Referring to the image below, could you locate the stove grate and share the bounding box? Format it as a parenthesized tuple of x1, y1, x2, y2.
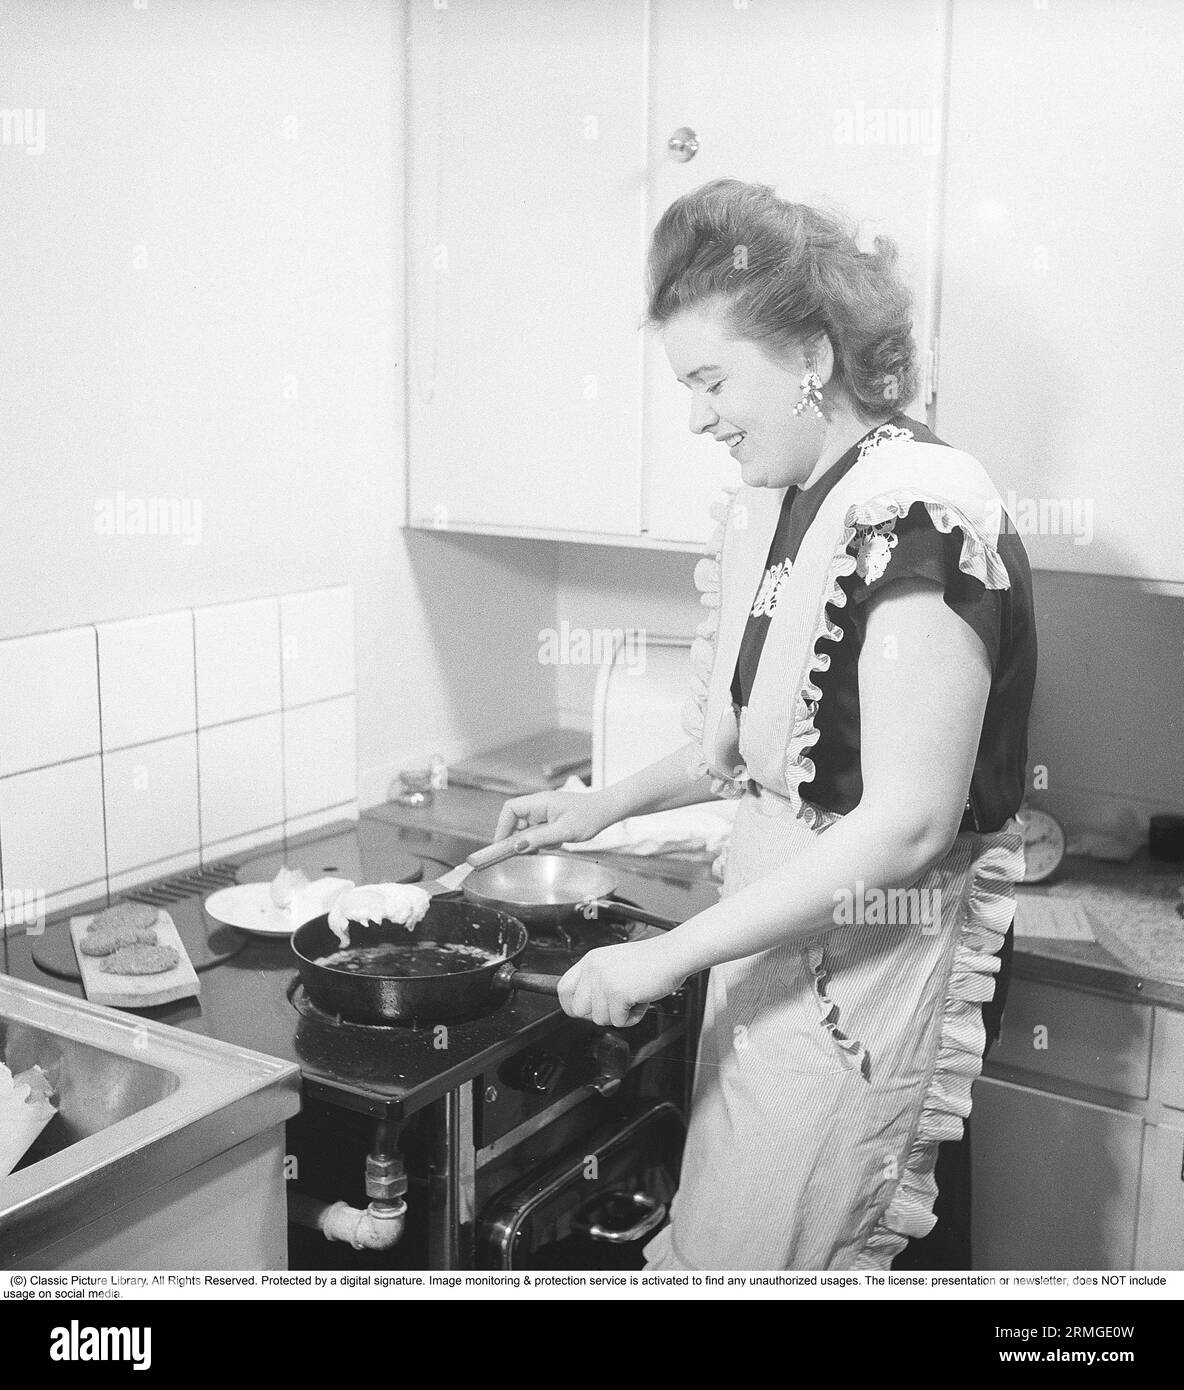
(127, 860, 241, 906)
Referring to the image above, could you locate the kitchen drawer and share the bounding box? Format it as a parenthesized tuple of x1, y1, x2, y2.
(1152, 1008, 1184, 1112)
(990, 978, 1152, 1099)
(1134, 1123, 1184, 1270)
(972, 1077, 1142, 1270)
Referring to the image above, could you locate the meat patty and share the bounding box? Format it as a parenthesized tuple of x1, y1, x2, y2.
(79, 926, 159, 956)
(100, 944, 180, 976)
(88, 901, 158, 934)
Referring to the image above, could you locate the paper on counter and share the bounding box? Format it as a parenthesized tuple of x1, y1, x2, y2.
(1011, 895, 1097, 942)
(0, 1062, 57, 1180)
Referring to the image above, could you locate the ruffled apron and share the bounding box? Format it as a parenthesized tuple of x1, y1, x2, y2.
(643, 429, 1026, 1271)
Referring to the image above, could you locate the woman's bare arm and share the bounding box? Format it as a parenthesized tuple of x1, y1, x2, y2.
(559, 578, 994, 1025)
(493, 741, 721, 848)
(598, 742, 726, 819)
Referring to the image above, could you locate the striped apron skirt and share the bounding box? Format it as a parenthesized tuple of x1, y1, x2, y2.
(643, 779, 1024, 1271)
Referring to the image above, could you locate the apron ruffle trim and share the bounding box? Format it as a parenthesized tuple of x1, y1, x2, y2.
(782, 491, 1013, 830)
(683, 485, 749, 800)
(849, 821, 1025, 1271)
(807, 942, 872, 1079)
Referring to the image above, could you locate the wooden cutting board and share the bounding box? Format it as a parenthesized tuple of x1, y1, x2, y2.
(69, 908, 201, 1009)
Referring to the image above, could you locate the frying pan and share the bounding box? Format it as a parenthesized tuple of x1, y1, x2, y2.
(443, 854, 678, 933)
(291, 898, 562, 1026)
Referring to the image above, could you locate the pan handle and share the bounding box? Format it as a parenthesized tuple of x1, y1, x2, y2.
(588, 899, 678, 933)
(493, 963, 562, 996)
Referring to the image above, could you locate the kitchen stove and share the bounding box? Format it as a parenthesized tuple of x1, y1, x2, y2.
(4, 803, 720, 1269)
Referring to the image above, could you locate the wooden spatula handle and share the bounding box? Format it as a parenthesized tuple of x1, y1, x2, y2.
(465, 835, 527, 871)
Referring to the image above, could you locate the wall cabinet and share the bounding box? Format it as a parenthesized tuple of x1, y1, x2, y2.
(974, 975, 1184, 1270)
(405, 0, 647, 538)
(406, 1, 1184, 581)
(405, 0, 946, 548)
(642, 0, 946, 543)
(937, 0, 1184, 584)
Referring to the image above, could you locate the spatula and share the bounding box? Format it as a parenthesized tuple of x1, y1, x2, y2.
(422, 834, 528, 897)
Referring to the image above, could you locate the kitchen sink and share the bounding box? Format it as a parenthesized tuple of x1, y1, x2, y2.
(0, 973, 300, 1269)
(3, 1018, 180, 1170)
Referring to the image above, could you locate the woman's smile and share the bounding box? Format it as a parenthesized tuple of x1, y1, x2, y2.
(662, 305, 822, 489)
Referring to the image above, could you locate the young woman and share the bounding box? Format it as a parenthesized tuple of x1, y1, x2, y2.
(493, 180, 1036, 1271)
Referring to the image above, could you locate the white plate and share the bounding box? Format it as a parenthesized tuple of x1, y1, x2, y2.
(203, 878, 354, 936)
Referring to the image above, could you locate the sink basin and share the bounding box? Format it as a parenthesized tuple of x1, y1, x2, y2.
(0, 974, 300, 1269)
(3, 1018, 180, 1170)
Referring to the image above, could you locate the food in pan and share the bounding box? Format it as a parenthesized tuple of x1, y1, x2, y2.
(99, 943, 181, 975)
(79, 926, 159, 956)
(315, 941, 502, 977)
(326, 883, 432, 948)
(88, 901, 158, 934)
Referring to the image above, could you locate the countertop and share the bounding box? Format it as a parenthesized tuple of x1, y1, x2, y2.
(373, 787, 1184, 1011)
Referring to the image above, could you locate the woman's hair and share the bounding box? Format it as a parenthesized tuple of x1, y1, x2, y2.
(646, 179, 918, 418)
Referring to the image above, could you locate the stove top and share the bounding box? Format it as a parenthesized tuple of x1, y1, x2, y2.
(6, 807, 721, 1122)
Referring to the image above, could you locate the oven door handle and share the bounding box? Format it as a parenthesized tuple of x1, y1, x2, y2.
(583, 1190, 667, 1245)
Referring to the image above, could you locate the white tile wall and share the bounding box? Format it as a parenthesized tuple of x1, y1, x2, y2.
(0, 757, 106, 909)
(97, 610, 196, 750)
(0, 626, 100, 776)
(194, 597, 282, 727)
(198, 713, 284, 847)
(0, 585, 357, 917)
(103, 734, 200, 877)
(284, 695, 357, 821)
(280, 586, 355, 708)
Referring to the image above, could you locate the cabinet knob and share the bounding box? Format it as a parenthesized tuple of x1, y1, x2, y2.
(667, 127, 700, 163)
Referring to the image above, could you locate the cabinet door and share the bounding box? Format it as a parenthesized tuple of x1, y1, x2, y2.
(406, 0, 646, 536)
(1135, 1124, 1184, 1270)
(938, 0, 1184, 583)
(643, 0, 948, 543)
(987, 977, 1152, 1100)
(971, 1076, 1142, 1270)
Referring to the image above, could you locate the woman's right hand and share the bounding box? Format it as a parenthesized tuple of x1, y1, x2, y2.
(493, 788, 617, 852)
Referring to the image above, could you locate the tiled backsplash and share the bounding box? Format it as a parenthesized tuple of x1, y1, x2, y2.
(0, 585, 357, 926)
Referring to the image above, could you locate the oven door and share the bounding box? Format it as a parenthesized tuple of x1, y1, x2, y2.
(478, 1101, 684, 1270)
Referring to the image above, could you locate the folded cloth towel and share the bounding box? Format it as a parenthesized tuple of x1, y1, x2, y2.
(557, 775, 736, 862)
(0, 1062, 57, 1179)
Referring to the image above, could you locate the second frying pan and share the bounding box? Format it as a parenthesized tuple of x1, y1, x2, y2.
(449, 853, 678, 933)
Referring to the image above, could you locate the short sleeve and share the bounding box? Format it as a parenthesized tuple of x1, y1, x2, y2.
(845, 501, 1003, 673)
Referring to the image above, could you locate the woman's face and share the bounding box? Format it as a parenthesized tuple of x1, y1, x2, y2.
(662, 304, 824, 489)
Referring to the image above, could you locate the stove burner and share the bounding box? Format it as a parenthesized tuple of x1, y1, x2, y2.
(287, 974, 415, 1032)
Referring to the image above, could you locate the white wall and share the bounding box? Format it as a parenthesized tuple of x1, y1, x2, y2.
(1, 0, 560, 809)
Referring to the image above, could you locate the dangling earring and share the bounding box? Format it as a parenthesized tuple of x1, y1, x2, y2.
(792, 362, 825, 419)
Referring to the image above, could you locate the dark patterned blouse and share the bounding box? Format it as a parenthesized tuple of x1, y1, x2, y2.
(730, 413, 1037, 834)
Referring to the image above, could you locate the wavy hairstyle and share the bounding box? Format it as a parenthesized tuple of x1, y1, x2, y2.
(646, 179, 918, 418)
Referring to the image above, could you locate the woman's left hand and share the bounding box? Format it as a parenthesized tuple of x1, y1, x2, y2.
(557, 939, 688, 1028)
